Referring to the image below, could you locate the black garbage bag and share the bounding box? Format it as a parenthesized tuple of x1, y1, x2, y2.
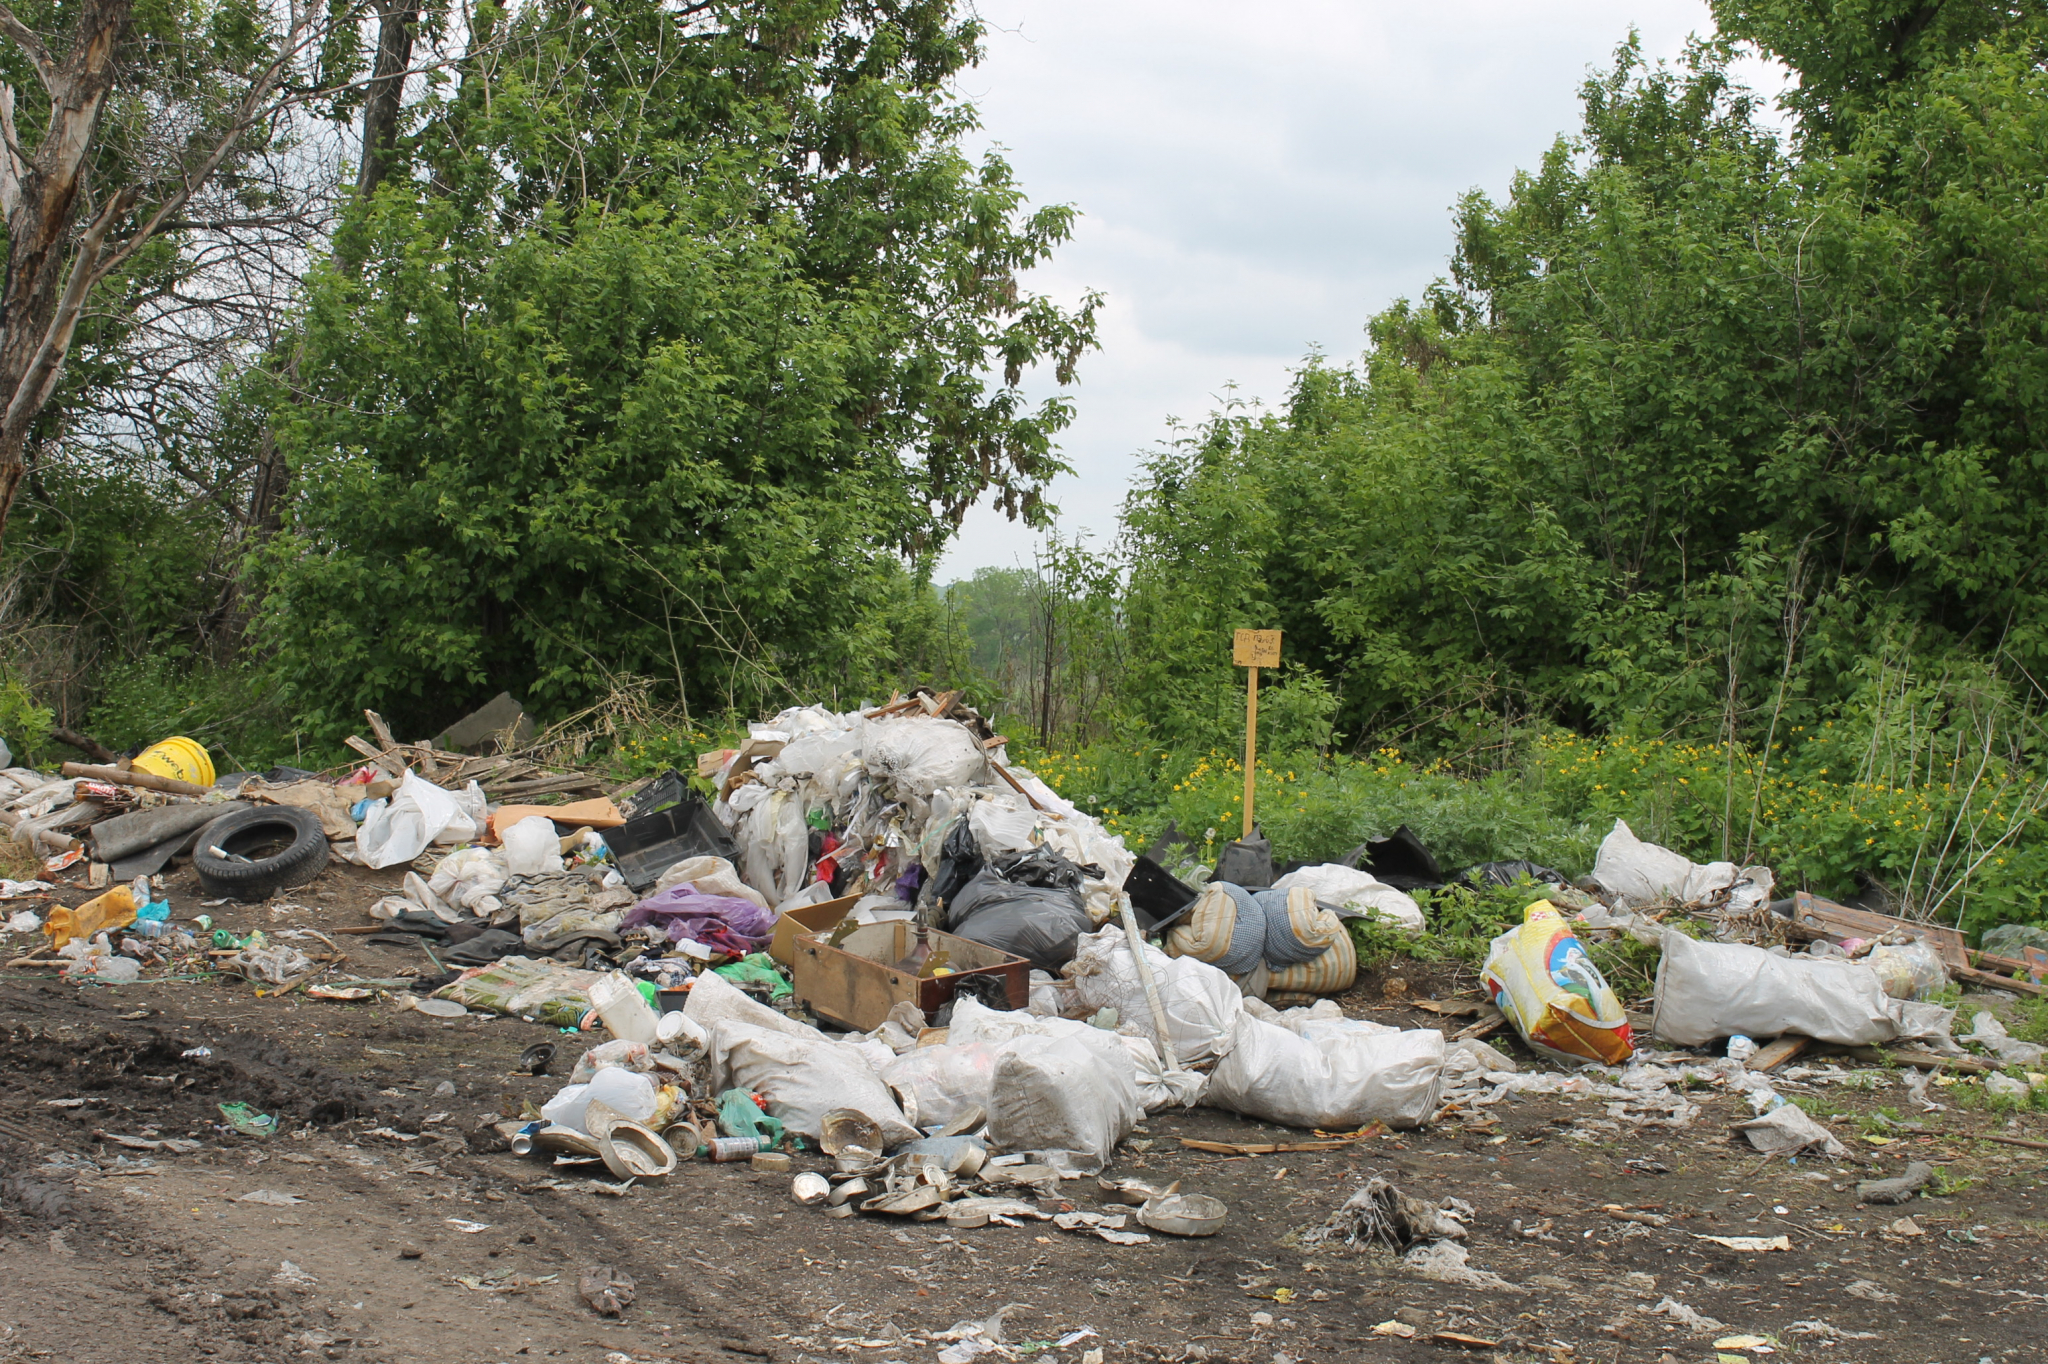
(989, 843, 1101, 889)
(1457, 860, 1569, 890)
(927, 818, 984, 913)
(1344, 825, 1444, 890)
(944, 867, 1093, 975)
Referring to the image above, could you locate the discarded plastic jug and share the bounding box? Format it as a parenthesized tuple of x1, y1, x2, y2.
(44, 887, 140, 949)
(588, 971, 660, 1045)
(1727, 1034, 1758, 1063)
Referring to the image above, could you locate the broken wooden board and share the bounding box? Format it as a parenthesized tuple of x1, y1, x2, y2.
(1750, 1034, 1811, 1071)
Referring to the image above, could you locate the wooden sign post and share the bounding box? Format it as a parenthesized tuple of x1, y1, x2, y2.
(1232, 629, 1281, 838)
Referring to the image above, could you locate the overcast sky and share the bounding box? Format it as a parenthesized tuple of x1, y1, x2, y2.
(935, 0, 1745, 581)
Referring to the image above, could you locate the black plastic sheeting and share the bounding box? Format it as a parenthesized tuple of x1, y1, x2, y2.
(1343, 825, 1444, 891)
(1456, 860, 1569, 890)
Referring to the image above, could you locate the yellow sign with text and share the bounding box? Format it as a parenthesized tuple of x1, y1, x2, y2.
(1232, 629, 1281, 668)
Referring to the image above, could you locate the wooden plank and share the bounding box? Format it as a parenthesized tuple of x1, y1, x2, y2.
(1953, 963, 2048, 998)
(1789, 891, 1970, 969)
(363, 709, 400, 752)
(483, 773, 604, 799)
(1844, 1045, 1999, 1075)
(1751, 1034, 1811, 1072)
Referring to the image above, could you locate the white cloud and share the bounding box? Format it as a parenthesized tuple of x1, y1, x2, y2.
(935, 0, 1761, 580)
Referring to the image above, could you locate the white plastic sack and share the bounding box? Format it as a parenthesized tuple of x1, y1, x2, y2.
(737, 789, 811, 904)
(1271, 864, 1424, 931)
(948, 996, 1193, 1111)
(1063, 926, 1243, 1068)
(539, 1066, 659, 1133)
(882, 1042, 1003, 1130)
(968, 796, 1041, 857)
(1591, 819, 1772, 908)
(357, 772, 463, 869)
(863, 717, 989, 797)
(500, 815, 565, 876)
(1653, 929, 1918, 1047)
(439, 781, 488, 845)
(986, 1033, 1140, 1172)
(654, 854, 771, 910)
(429, 845, 509, 916)
(1201, 1014, 1444, 1130)
(706, 1016, 920, 1147)
(683, 964, 822, 1042)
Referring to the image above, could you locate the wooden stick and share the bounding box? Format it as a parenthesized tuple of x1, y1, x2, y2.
(1453, 1010, 1509, 1042)
(1241, 664, 1259, 839)
(1180, 1138, 1356, 1156)
(987, 759, 1048, 813)
(59, 762, 208, 797)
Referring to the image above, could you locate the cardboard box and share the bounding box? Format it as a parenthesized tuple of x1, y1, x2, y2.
(790, 921, 1028, 1033)
(768, 893, 858, 966)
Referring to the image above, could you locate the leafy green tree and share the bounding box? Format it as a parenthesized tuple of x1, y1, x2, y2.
(258, 0, 1097, 738)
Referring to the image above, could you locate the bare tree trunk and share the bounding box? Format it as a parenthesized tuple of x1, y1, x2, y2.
(0, 0, 133, 536)
(355, 0, 416, 202)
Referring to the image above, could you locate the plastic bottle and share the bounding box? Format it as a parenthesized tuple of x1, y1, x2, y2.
(1726, 1034, 1758, 1064)
(588, 971, 660, 1045)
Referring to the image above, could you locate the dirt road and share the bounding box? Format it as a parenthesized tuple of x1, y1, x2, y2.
(0, 861, 2041, 1364)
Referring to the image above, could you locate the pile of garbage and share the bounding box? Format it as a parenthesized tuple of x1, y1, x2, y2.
(7, 687, 2047, 1206)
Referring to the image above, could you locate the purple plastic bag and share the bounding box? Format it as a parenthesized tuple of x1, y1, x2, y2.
(621, 884, 776, 956)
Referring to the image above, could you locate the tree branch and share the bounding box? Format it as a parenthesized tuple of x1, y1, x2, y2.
(0, 4, 57, 97)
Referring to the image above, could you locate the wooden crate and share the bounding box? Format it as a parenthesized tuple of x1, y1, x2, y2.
(790, 922, 1029, 1033)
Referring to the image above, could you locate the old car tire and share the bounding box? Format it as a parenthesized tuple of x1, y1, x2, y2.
(193, 805, 330, 900)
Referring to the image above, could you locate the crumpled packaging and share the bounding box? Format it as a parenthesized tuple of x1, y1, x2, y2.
(1481, 901, 1634, 1066)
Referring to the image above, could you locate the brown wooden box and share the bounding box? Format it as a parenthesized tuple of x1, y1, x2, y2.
(767, 893, 859, 967)
(790, 922, 1029, 1033)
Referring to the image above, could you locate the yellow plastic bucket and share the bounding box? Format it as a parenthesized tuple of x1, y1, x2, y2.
(131, 736, 215, 787)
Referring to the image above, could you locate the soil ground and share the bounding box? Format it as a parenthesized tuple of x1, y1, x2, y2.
(0, 859, 2042, 1364)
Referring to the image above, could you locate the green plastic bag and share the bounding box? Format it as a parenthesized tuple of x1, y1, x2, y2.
(716, 1087, 785, 1149)
(713, 952, 792, 1000)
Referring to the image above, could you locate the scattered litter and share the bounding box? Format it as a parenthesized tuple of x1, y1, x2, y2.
(1843, 1279, 1899, 1304)
(1857, 1161, 1935, 1205)
(235, 1189, 305, 1206)
(579, 1264, 635, 1316)
(1693, 1235, 1791, 1252)
(217, 1102, 278, 1138)
(1651, 1297, 1729, 1332)
(274, 1260, 317, 1287)
(445, 1218, 492, 1233)
(1731, 1105, 1848, 1158)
